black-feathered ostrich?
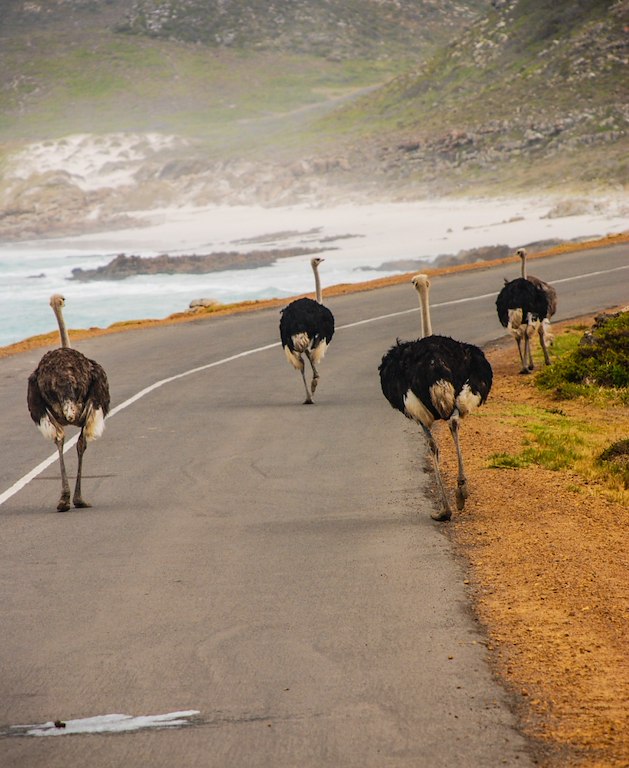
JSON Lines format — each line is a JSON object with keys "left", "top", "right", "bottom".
{"left": 27, "top": 294, "right": 110, "bottom": 512}
{"left": 379, "top": 274, "right": 493, "bottom": 521}
{"left": 496, "top": 268, "right": 549, "bottom": 374}
{"left": 516, "top": 247, "right": 557, "bottom": 364}
{"left": 279, "top": 257, "right": 335, "bottom": 404}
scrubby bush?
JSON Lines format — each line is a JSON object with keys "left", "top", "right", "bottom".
{"left": 536, "top": 310, "right": 629, "bottom": 398}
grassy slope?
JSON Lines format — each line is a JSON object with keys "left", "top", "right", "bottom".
{"left": 0, "top": 0, "right": 481, "bottom": 150}
{"left": 0, "top": 30, "right": 400, "bottom": 149}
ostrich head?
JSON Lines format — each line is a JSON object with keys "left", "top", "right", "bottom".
{"left": 50, "top": 294, "right": 66, "bottom": 311}
{"left": 411, "top": 273, "right": 432, "bottom": 338}
{"left": 311, "top": 257, "right": 325, "bottom": 268}
{"left": 411, "top": 274, "right": 430, "bottom": 292}
{"left": 49, "top": 293, "right": 71, "bottom": 348}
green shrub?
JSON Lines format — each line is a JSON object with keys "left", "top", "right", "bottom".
{"left": 536, "top": 311, "right": 629, "bottom": 399}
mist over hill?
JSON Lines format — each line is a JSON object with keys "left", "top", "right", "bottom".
{"left": 0, "top": 0, "right": 626, "bottom": 241}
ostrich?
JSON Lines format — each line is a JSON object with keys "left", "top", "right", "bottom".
{"left": 379, "top": 274, "right": 493, "bottom": 521}
{"left": 516, "top": 247, "right": 557, "bottom": 365}
{"left": 27, "top": 294, "right": 110, "bottom": 512}
{"left": 279, "top": 257, "right": 335, "bottom": 404}
{"left": 496, "top": 272, "right": 549, "bottom": 374}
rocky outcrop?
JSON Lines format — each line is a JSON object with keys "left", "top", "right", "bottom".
{"left": 70, "top": 247, "right": 326, "bottom": 281}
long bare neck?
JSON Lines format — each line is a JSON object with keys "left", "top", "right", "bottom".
{"left": 53, "top": 303, "right": 71, "bottom": 348}
{"left": 417, "top": 284, "right": 433, "bottom": 338}
{"left": 520, "top": 253, "right": 528, "bottom": 279}
{"left": 312, "top": 262, "right": 323, "bottom": 304}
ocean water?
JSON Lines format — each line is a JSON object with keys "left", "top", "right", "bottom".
{"left": 1, "top": 197, "right": 626, "bottom": 348}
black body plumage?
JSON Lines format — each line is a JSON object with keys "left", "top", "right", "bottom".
{"left": 379, "top": 335, "right": 493, "bottom": 422}
{"left": 279, "top": 297, "right": 335, "bottom": 352}
{"left": 495, "top": 277, "right": 548, "bottom": 328}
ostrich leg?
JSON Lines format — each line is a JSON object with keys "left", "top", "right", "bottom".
{"left": 305, "top": 350, "right": 320, "bottom": 396}
{"left": 54, "top": 433, "right": 71, "bottom": 512}
{"left": 297, "top": 356, "right": 313, "bottom": 404}
{"left": 538, "top": 323, "right": 552, "bottom": 366}
{"left": 73, "top": 429, "right": 91, "bottom": 508}
{"left": 421, "top": 425, "right": 453, "bottom": 522}
{"left": 449, "top": 413, "right": 469, "bottom": 510}
{"left": 525, "top": 314, "right": 537, "bottom": 371}
{"left": 515, "top": 337, "right": 529, "bottom": 374}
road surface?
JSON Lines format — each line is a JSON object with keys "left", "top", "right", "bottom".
{"left": 0, "top": 244, "right": 626, "bottom": 766}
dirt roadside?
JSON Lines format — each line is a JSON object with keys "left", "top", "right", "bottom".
{"left": 439, "top": 321, "right": 628, "bottom": 768}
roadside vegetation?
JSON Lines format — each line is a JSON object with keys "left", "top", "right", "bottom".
{"left": 488, "top": 311, "right": 629, "bottom": 503}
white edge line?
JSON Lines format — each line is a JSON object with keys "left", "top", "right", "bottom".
{"left": 3, "top": 263, "right": 627, "bottom": 507}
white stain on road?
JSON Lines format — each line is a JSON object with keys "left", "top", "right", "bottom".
{"left": 10, "top": 710, "right": 200, "bottom": 737}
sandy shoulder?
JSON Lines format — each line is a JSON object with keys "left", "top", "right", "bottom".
{"left": 438, "top": 320, "right": 629, "bottom": 768}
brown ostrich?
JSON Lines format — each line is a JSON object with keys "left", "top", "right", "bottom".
{"left": 27, "top": 294, "right": 110, "bottom": 512}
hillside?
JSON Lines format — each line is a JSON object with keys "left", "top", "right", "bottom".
{"left": 117, "top": 0, "right": 484, "bottom": 59}
{"left": 314, "top": 0, "right": 629, "bottom": 195}
{"left": 0, "top": 1, "right": 627, "bottom": 242}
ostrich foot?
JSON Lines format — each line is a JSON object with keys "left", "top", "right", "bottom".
{"left": 302, "top": 398, "right": 314, "bottom": 405}
{"left": 431, "top": 507, "right": 452, "bottom": 522}
{"left": 56, "top": 497, "right": 71, "bottom": 513}
{"left": 73, "top": 498, "right": 92, "bottom": 509}
{"left": 519, "top": 368, "right": 531, "bottom": 375}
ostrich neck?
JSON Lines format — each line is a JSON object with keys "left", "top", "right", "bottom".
{"left": 520, "top": 256, "right": 528, "bottom": 279}
{"left": 53, "top": 305, "right": 71, "bottom": 348}
{"left": 313, "top": 264, "right": 323, "bottom": 303}
{"left": 417, "top": 286, "right": 433, "bottom": 337}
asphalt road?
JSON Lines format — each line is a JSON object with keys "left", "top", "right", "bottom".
{"left": 0, "top": 244, "right": 627, "bottom": 767}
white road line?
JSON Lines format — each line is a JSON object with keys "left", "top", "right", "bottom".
{"left": 0, "top": 343, "right": 279, "bottom": 507}
{"left": 2, "top": 262, "right": 627, "bottom": 507}
{"left": 339, "top": 263, "right": 629, "bottom": 330}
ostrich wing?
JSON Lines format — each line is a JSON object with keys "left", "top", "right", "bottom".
{"left": 528, "top": 275, "right": 557, "bottom": 317}
{"left": 85, "top": 358, "right": 111, "bottom": 416}
{"left": 27, "top": 371, "right": 49, "bottom": 425}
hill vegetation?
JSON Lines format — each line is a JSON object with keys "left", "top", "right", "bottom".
{"left": 0, "top": 0, "right": 626, "bottom": 240}
{"left": 315, "top": 0, "right": 629, "bottom": 194}
{"left": 117, "top": 0, "right": 483, "bottom": 59}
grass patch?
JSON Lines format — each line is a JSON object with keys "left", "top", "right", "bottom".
{"left": 488, "top": 405, "right": 591, "bottom": 472}
{"left": 489, "top": 315, "right": 629, "bottom": 500}
{"left": 488, "top": 404, "right": 626, "bottom": 495}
